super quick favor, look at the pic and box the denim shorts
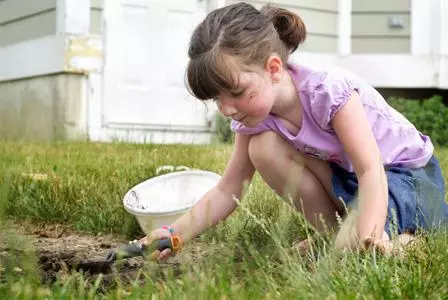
[331,155,448,237]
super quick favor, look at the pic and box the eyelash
[212,90,249,102]
[231,90,245,97]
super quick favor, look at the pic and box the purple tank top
[231,63,433,172]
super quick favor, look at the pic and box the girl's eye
[230,89,245,97]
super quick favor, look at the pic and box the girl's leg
[247,131,344,232]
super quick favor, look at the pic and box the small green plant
[215,113,235,144]
[388,95,448,146]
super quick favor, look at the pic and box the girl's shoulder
[288,62,371,130]
[288,62,366,94]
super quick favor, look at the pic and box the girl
[141,2,447,259]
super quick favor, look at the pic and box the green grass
[1,141,447,299]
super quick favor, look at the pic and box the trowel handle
[106,236,181,262]
[143,235,182,253]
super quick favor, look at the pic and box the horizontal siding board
[227,0,337,36]
[352,14,410,37]
[288,7,337,36]
[245,0,337,12]
[0,10,56,46]
[226,0,337,12]
[352,0,410,13]
[300,34,337,52]
[0,0,56,24]
[352,38,410,53]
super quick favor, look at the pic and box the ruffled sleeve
[230,119,271,135]
[310,72,359,131]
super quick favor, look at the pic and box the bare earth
[0,221,198,292]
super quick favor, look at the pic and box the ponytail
[261,5,306,53]
[187,3,306,100]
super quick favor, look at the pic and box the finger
[139,236,154,246]
[158,249,172,261]
[362,237,375,250]
[149,250,160,261]
[373,241,387,254]
[380,241,396,256]
[373,239,397,255]
[143,230,166,246]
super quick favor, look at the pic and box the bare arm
[170,133,256,244]
[332,91,388,243]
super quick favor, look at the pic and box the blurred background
[0,0,447,145]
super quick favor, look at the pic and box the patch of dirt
[0,222,192,293]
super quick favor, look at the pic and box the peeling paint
[65,36,103,74]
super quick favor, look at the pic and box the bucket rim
[122,169,221,215]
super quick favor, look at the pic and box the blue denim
[331,155,448,237]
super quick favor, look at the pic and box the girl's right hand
[139,228,176,261]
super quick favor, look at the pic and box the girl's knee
[248,131,297,166]
[248,131,280,165]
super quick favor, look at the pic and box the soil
[0,221,198,293]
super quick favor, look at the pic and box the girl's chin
[242,118,263,128]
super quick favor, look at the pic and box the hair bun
[261,5,306,53]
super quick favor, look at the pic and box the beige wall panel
[0,0,56,24]
[226,0,337,12]
[0,73,87,141]
[90,0,103,34]
[288,7,337,36]
[226,0,337,36]
[91,0,104,9]
[352,14,410,37]
[352,38,410,53]
[90,9,103,34]
[353,0,410,12]
[0,10,56,46]
[247,0,337,11]
[300,34,337,52]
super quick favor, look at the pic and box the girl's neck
[270,69,301,119]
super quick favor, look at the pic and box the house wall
[226,0,338,53]
[0,0,102,46]
[0,0,99,141]
[0,0,57,46]
[352,0,411,53]
[90,0,103,34]
[0,74,88,141]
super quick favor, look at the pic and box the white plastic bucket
[123,169,221,235]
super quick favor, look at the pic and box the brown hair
[186,2,306,100]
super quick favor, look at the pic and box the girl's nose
[218,99,237,117]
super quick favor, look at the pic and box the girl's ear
[265,55,283,83]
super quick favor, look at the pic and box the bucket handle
[155,165,192,175]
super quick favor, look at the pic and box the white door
[102,0,211,131]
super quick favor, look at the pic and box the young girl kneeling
[141,3,447,258]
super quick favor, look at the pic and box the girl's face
[215,70,276,127]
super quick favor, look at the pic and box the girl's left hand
[361,232,416,256]
[361,237,394,254]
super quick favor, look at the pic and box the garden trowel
[75,236,181,274]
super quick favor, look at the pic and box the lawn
[0,141,447,299]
